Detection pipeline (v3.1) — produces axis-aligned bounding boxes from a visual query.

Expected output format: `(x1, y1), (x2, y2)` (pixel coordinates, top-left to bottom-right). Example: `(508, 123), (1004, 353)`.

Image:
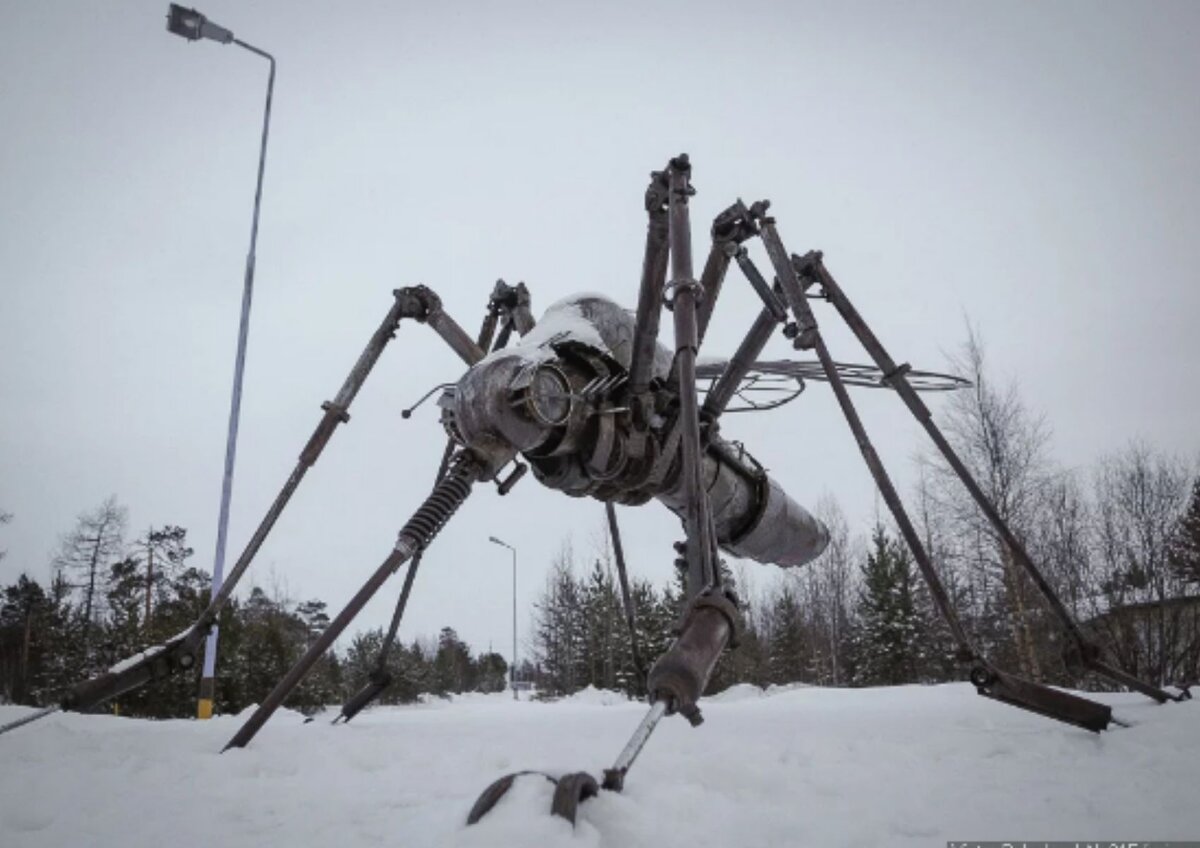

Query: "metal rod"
(338, 303), (500, 722)
(628, 170), (671, 399)
(510, 545), (517, 700)
(477, 309), (499, 355)
(488, 535), (519, 699)
(812, 260), (1082, 636)
(199, 42), (276, 718)
(225, 454), (482, 749)
(809, 258), (1181, 704)
(225, 545), (414, 749)
(665, 156), (713, 597)
(425, 309), (486, 366)
(733, 247), (788, 321)
(201, 293), (409, 634)
(0, 705), (59, 738)
(376, 439), (457, 668)
(758, 225), (976, 655)
(606, 502), (646, 686)
(610, 700), (668, 775)
(700, 306), (781, 422)
(694, 241), (732, 347)
(1084, 657), (1175, 704)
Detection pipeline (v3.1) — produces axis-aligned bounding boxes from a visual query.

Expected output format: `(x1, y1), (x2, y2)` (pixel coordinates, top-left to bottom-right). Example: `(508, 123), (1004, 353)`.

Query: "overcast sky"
(2, 1), (1198, 668)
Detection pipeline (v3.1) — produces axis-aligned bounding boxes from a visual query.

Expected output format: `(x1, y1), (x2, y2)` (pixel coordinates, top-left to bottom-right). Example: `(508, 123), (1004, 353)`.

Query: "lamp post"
(166, 5), (276, 720)
(488, 536), (518, 700)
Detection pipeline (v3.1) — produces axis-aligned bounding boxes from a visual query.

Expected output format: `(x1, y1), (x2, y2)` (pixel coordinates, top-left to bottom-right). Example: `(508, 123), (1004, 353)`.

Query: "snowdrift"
(1, 683), (1197, 847)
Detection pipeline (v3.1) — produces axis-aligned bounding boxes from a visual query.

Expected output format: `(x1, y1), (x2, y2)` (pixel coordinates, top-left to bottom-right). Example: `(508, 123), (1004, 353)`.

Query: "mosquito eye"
(528, 366), (571, 426)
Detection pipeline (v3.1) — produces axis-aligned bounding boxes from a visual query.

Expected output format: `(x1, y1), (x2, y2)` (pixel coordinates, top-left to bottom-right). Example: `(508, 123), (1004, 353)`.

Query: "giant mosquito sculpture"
(3, 155), (1188, 826)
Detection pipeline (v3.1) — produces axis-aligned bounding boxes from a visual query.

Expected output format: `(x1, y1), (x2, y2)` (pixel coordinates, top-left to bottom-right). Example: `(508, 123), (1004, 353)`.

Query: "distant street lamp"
(488, 536), (518, 700)
(165, 5), (277, 720)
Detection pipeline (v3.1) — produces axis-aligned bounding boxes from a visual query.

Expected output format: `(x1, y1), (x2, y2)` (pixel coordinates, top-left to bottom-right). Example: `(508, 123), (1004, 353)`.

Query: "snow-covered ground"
(1, 683), (1197, 847)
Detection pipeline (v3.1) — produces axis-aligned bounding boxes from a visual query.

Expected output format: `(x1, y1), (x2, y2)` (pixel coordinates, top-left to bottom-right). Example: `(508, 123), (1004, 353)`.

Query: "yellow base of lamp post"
(197, 676), (217, 719)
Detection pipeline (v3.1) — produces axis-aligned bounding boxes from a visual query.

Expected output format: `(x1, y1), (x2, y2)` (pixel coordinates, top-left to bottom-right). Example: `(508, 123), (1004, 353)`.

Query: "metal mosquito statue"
(2, 155), (1189, 826)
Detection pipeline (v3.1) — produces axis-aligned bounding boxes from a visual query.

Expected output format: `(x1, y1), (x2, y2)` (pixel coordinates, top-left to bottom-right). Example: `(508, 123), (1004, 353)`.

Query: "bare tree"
(791, 496), (856, 685)
(0, 509), (11, 563)
(52, 496), (127, 654)
(1090, 443), (1193, 685)
(923, 329), (1051, 679)
(1029, 472), (1091, 615)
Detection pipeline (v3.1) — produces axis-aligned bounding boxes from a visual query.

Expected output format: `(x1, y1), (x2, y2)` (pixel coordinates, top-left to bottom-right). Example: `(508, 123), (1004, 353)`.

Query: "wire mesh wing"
(695, 359), (969, 413)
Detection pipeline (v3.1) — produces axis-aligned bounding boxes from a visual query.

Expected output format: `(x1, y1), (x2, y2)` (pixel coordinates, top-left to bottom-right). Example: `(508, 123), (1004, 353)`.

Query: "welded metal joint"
(489, 279), (536, 337)
(662, 277), (704, 311)
(393, 285), (445, 322)
(298, 401), (351, 467)
(645, 168), (671, 214)
(647, 587), (741, 727)
(711, 198), (766, 247)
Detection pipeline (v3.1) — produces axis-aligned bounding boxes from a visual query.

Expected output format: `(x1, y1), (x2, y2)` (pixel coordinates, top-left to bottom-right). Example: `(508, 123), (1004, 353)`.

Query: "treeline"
(0, 501), (508, 717)
(528, 339), (1200, 697)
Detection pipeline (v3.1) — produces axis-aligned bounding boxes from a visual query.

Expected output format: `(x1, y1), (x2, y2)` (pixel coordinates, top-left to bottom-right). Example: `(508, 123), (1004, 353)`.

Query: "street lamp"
(166, 5), (277, 720)
(488, 536), (518, 700)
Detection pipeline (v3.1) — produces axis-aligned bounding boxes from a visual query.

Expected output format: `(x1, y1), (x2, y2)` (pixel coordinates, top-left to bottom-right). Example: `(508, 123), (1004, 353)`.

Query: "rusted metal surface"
(665, 155), (715, 598)
(465, 772), (557, 825)
(972, 666), (1113, 732)
(628, 168), (671, 401)
(223, 452), (483, 750)
(550, 773), (600, 825)
(647, 590), (738, 724)
(700, 306), (781, 421)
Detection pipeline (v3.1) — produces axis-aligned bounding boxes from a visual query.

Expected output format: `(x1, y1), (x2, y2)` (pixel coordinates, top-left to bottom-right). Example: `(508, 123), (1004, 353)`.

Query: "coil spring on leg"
(398, 453), (480, 552)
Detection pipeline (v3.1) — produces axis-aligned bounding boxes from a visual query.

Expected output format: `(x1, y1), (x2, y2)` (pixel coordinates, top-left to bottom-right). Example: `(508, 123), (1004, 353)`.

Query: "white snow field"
(1, 683), (1197, 847)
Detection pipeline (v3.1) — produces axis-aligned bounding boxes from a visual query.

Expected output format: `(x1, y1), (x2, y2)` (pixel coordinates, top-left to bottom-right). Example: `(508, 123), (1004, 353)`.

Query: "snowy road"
(2, 684), (1197, 847)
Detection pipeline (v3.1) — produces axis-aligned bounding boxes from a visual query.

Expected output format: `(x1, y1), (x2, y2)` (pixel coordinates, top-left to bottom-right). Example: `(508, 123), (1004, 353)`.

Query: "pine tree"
(0, 575), (51, 703)
(533, 553), (587, 695)
(850, 525), (926, 686)
(1169, 479), (1200, 586)
(767, 585), (810, 685)
(581, 558), (620, 690)
(433, 627), (473, 694)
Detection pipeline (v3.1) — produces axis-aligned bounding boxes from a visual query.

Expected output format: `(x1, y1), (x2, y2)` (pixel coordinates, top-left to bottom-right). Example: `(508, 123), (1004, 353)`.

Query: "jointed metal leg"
(606, 502), (647, 689)
(742, 218), (1112, 731)
(225, 451), (484, 750)
(334, 287), (532, 723)
(793, 251), (1187, 705)
(332, 438), (456, 724)
(467, 157), (741, 828)
(22, 287), (489, 732)
(627, 167), (672, 457)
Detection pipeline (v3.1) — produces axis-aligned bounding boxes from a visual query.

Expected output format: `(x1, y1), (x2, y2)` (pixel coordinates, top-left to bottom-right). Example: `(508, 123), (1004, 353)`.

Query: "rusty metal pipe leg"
(224, 546), (414, 750)
(701, 306), (781, 422)
(805, 255), (1182, 706)
(224, 453), (482, 750)
(695, 240), (732, 346)
(665, 154), (715, 598)
(50, 292), (421, 720)
(628, 169), (672, 400)
(758, 221), (1114, 732)
(337, 299), (504, 724)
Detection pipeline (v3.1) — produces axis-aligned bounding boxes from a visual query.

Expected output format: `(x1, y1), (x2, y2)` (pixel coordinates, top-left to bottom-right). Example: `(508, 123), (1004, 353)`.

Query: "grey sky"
(2, 1), (1198, 666)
